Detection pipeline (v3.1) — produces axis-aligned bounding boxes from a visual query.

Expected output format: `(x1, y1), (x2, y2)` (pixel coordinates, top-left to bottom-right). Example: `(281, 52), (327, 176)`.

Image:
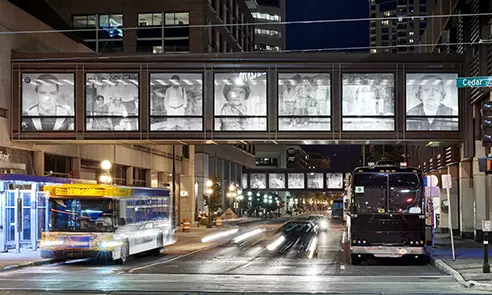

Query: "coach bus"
(40, 183), (175, 264)
(346, 161), (426, 264)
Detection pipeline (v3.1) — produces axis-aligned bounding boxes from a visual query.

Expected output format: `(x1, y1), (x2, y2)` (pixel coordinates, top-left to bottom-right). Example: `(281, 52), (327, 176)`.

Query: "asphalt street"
(0, 216), (486, 295)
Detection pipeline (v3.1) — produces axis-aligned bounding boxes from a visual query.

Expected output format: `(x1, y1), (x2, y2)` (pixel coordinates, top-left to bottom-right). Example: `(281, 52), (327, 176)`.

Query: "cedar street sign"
(456, 76), (492, 88)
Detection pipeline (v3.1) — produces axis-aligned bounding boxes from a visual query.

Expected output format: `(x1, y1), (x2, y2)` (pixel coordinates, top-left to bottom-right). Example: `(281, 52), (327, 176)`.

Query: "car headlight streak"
(266, 235), (285, 251)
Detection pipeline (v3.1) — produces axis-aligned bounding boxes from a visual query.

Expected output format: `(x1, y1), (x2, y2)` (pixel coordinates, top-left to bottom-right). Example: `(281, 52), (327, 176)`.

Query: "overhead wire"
(9, 40), (489, 62)
(0, 12), (491, 35)
(5, 10), (490, 62)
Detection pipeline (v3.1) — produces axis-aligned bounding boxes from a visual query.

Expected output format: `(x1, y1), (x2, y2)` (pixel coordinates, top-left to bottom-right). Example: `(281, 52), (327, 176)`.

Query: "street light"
(205, 178), (214, 228)
(99, 160), (112, 184)
(101, 160), (112, 171)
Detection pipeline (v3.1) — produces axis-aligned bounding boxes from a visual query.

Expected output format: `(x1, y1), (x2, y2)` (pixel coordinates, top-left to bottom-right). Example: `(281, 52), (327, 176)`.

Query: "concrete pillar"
(473, 140), (487, 241)
(460, 160), (475, 239)
(195, 152), (209, 212)
(145, 169), (152, 187)
(71, 157), (81, 179)
(33, 151), (44, 176)
(126, 167), (133, 186)
(448, 164), (460, 235)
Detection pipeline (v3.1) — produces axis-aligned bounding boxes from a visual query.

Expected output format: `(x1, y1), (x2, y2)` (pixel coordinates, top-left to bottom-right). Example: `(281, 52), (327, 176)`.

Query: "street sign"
(457, 76), (492, 88)
(425, 175), (439, 187)
(441, 174), (452, 189)
(483, 220), (492, 232)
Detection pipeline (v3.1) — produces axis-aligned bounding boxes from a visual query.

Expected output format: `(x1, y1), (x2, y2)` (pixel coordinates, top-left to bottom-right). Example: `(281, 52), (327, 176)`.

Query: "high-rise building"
(247, 0), (285, 51)
(369, 0), (427, 53)
(44, 0), (255, 53)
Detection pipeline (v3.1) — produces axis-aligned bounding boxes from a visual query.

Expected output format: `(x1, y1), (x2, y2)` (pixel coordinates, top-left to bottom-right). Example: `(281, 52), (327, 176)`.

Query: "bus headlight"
(99, 241), (123, 248)
(320, 220), (328, 229)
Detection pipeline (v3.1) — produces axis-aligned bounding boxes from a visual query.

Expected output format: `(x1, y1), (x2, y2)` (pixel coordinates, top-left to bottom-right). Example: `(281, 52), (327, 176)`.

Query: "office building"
(369, 0), (427, 53)
(44, 0), (255, 53)
(307, 154), (331, 169)
(248, 0), (285, 51)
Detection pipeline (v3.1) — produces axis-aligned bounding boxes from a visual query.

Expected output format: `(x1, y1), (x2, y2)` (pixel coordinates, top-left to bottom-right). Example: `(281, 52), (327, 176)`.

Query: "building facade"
(44, 0), (255, 53)
(248, 0), (285, 51)
(369, 0), (427, 53)
(413, 0), (492, 241)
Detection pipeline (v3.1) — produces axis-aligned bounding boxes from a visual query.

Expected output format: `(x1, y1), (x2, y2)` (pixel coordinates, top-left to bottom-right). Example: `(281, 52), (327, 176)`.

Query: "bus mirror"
(118, 218), (126, 226)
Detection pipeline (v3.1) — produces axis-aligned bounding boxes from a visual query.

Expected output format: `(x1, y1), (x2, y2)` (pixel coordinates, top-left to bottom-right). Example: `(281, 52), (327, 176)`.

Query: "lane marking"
(128, 243), (218, 273)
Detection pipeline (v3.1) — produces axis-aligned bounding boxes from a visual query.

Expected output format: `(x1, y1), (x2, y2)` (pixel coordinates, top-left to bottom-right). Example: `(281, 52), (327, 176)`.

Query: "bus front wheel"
(117, 240), (130, 264)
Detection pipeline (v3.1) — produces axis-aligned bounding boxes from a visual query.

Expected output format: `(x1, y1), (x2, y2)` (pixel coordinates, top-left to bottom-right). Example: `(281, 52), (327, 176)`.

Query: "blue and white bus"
(40, 183), (175, 264)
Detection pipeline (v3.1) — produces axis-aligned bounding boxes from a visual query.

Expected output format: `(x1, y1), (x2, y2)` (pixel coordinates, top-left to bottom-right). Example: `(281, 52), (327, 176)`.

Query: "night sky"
(285, 0), (370, 51)
(285, 0), (370, 168)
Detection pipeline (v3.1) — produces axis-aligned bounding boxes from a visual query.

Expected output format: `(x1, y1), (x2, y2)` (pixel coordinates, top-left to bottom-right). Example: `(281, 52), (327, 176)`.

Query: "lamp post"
(205, 179), (213, 228)
(99, 160), (112, 184)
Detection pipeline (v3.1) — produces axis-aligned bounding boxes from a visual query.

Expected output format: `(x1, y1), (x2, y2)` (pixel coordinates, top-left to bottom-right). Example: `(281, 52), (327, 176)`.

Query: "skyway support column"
(474, 140), (488, 242)
(460, 159), (475, 239)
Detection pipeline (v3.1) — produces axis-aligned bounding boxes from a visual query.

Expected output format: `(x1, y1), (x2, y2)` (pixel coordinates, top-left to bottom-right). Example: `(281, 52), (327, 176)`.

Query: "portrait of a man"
(21, 74), (74, 131)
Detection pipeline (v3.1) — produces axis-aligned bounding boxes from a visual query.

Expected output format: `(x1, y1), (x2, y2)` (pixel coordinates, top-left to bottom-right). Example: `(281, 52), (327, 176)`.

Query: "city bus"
(40, 183), (175, 264)
(346, 162), (426, 264)
(331, 198), (344, 220)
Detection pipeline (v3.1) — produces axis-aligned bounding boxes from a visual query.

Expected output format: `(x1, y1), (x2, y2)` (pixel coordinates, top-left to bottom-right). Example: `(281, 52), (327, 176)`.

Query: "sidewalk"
(428, 233), (492, 291)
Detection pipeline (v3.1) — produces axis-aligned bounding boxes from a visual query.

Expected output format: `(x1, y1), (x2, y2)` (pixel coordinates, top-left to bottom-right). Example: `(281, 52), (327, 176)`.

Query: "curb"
(430, 256), (492, 292)
(0, 258), (64, 273)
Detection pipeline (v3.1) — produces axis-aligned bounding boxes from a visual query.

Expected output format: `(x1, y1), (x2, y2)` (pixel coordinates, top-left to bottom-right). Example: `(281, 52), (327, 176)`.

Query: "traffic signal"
(481, 101), (492, 146)
(487, 157), (492, 175)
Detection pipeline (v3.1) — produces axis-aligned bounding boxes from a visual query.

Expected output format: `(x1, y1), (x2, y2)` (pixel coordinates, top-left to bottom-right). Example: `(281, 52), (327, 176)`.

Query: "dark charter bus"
(346, 161), (426, 265)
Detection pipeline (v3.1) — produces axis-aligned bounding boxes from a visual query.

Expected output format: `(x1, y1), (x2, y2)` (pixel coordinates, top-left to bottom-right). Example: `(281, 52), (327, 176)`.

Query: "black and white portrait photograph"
(327, 173), (343, 189)
(269, 173), (285, 189)
(307, 173), (323, 189)
(242, 174), (248, 189)
(406, 73), (459, 131)
(150, 73), (203, 131)
(214, 72), (267, 131)
(250, 173), (267, 189)
(278, 73), (331, 131)
(85, 73), (139, 131)
(21, 73), (74, 131)
(288, 173), (305, 189)
(342, 73), (395, 131)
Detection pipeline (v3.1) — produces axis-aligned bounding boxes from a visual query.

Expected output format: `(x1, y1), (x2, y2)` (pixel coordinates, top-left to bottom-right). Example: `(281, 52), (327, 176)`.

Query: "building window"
(251, 12), (280, 21)
(409, 31), (414, 36)
(409, 39), (414, 43)
(72, 14), (122, 53)
(99, 14), (123, 39)
(254, 28), (280, 37)
(182, 145), (190, 159)
(164, 12), (190, 52)
(133, 168), (147, 187)
(73, 15), (96, 28)
(370, 49), (377, 53)
(382, 20), (390, 26)
(255, 157), (278, 167)
(72, 15), (97, 40)
(165, 12), (189, 25)
(384, 11), (391, 17)
(138, 13), (163, 26)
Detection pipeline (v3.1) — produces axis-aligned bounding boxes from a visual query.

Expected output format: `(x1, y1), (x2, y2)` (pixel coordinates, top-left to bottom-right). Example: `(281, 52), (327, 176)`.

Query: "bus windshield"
(48, 197), (117, 232)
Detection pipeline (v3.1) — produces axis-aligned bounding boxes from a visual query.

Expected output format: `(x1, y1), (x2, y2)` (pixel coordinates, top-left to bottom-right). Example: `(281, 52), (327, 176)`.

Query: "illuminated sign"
(55, 186), (106, 197)
(239, 72), (265, 81)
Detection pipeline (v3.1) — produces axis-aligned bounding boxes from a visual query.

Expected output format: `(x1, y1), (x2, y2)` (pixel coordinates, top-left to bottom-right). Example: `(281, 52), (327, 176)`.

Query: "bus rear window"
(353, 173), (387, 213)
(389, 173), (423, 213)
